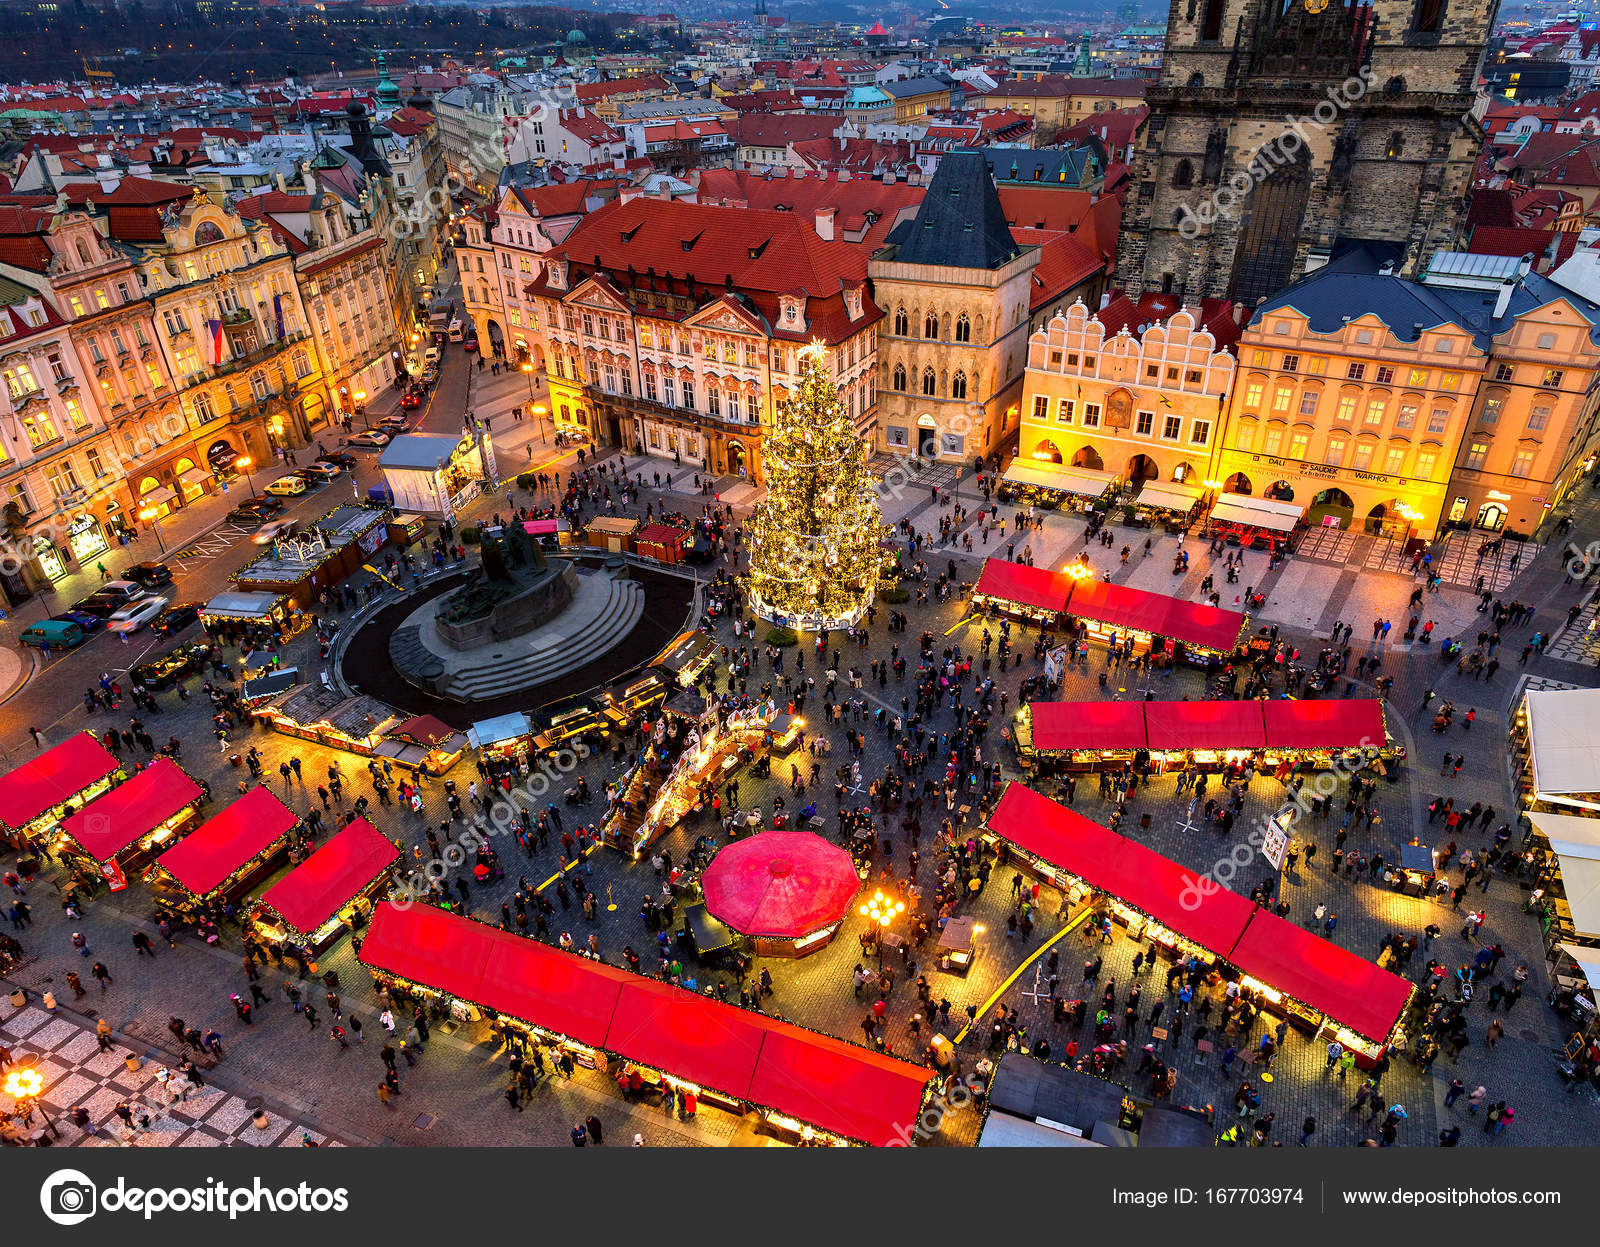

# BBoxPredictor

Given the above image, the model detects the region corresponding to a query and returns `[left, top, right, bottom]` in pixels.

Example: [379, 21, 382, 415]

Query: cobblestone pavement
[4, 377, 1600, 1146]
[0, 1003, 351, 1147]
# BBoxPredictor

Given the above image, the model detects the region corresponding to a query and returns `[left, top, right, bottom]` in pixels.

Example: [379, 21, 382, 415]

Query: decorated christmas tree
[744, 341, 888, 628]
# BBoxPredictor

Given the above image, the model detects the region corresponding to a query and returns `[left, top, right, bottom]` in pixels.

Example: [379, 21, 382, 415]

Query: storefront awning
[141, 486, 177, 506]
[1144, 596, 1248, 653]
[201, 590, 282, 620]
[701, 830, 859, 939]
[1558, 942, 1600, 992]
[259, 818, 398, 936]
[158, 785, 298, 897]
[1523, 689, 1600, 801]
[1526, 810, 1600, 860]
[358, 902, 934, 1144]
[1144, 700, 1266, 751]
[0, 731, 121, 832]
[1227, 911, 1413, 1045]
[1134, 481, 1205, 512]
[1003, 460, 1116, 498]
[1558, 856, 1600, 940]
[974, 558, 1071, 614]
[1260, 699, 1386, 751]
[60, 758, 202, 863]
[178, 466, 212, 488]
[1210, 494, 1302, 532]
[1029, 701, 1147, 752]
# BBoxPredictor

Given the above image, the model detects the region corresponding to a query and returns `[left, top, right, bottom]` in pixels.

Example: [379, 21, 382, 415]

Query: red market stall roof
[1144, 700, 1267, 751]
[0, 731, 120, 831]
[702, 830, 860, 938]
[1064, 580, 1245, 652]
[636, 523, 688, 546]
[988, 783, 1257, 959]
[260, 818, 398, 935]
[989, 785, 1409, 1043]
[157, 785, 298, 897]
[1229, 910, 1412, 1043]
[476, 929, 633, 1050]
[974, 559, 1071, 614]
[1029, 700, 1147, 752]
[522, 519, 562, 536]
[358, 902, 933, 1143]
[60, 758, 202, 863]
[390, 714, 459, 746]
[1261, 699, 1386, 751]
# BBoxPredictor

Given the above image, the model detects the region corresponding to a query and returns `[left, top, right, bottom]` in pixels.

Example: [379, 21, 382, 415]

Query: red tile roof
[1012, 228, 1108, 311]
[694, 169, 924, 251]
[58, 175, 192, 243]
[0, 206, 53, 271]
[573, 75, 670, 104]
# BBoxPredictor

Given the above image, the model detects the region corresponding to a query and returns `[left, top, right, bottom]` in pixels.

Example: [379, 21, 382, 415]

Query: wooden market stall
[56, 757, 205, 884]
[636, 523, 690, 564]
[0, 731, 122, 852]
[376, 715, 467, 775]
[145, 786, 300, 914]
[970, 559, 1072, 624]
[585, 516, 640, 553]
[233, 505, 389, 608]
[251, 817, 401, 955]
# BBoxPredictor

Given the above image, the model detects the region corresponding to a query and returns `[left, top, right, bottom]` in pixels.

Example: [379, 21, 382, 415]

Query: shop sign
[1248, 635, 1273, 653]
[1238, 453, 1414, 491]
[101, 859, 128, 892]
[1261, 819, 1289, 872]
[358, 524, 385, 556]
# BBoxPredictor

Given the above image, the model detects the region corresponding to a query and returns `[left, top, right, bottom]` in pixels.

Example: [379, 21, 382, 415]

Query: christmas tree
[744, 341, 888, 628]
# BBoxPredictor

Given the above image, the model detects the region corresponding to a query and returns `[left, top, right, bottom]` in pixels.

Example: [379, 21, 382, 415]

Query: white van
[423, 345, 442, 367]
[447, 318, 464, 342]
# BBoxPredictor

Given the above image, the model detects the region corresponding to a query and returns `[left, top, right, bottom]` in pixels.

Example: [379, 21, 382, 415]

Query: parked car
[54, 609, 106, 632]
[108, 595, 169, 634]
[94, 581, 149, 607]
[265, 474, 308, 497]
[347, 431, 392, 449]
[21, 619, 89, 650]
[152, 601, 202, 636]
[252, 518, 298, 545]
[462, 337, 479, 353]
[398, 391, 422, 409]
[297, 463, 341, 482]
[423, 345, 441, 366]
[130, 641, 214, 689]
[318, 451, 358, 469]
[122, 561, 173, 589]
[227, 497, 282, 525]
[69, 594, 121, 621]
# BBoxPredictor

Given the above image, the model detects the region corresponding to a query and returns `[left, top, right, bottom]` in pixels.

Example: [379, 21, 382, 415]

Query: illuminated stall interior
[0, 731, 123, 851]
[251, 818, 401, 955]
[57, 757, 204, 872]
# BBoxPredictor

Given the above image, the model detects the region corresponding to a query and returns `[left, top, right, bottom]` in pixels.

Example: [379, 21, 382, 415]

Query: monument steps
[435, 573, 645, 700]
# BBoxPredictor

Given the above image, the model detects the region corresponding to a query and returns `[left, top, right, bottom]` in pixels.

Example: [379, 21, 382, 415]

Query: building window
[1415, 449, 1437, 479]
[921, 368, 936, 396]
[1299, 391, 1319, 416]
[1160, 414, 1179, 440]
[955, 314, 971, 343]
[1234, 423, 1255, 451]
[1375, 366, 1395, 384]
[951, 371, 967, 399]
[644, 372, 657, 402]
[1528, 405, 1551, 431]
[1346, 362, 1366, 380]
[1135, 410, 1154, 436]
[1494, 363, 1514, 382]
[707, 387, 721, 416]
[1480, 396, 1503, 425]
[1407, 368, 1429, 387]
[1396, 403, 1417, 429]
[924, 312, 938, 339]
[1351, 441, 1374, 470]
[1326, 435, 1347, 465]
[1464, 439, 1488, 470]
[1384, 445, 1407, 474]
[1364, 399, 1386, 426]
[682, 382, 695, 411]
[894, 364, 907, 391]
[1190, 420, 1210, 445]
[1033, 395, 1049, 420]
[1290, 430, 1310, 459]
[663, 377, 675, 406]
[1281, 354, 1299, 372]
[1262, 425, 1283, 455]
[1251, 350, 1269, 367]
[1544, 368, 1565, 387]
[1271, 384, 1293, 413]
[1335, 394, 1357, 423]
[1427, 408, 1449, 434]
[893, 308, 908, 335]
[727, 391, 740, 420]
[1244, 381, 1264, 409]
[1057, 400, 1074, 424]
[1082, 403, 1101, 428]
[1511, 447, 1537, 478]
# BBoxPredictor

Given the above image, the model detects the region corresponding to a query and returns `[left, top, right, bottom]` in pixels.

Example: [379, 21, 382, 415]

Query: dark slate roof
[984, 146, 1094, 185]
[886, 148, 1021, 269]
[880, 75, 951, 99]
[1249, 262, 1600, 350]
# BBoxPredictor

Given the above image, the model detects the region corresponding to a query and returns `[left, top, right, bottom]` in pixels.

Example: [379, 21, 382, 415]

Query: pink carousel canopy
[701, 831, 859, 939]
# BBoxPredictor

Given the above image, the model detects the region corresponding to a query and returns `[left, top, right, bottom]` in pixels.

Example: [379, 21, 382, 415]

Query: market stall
[520, 518, 572, 550]
[0, 731, 122, 851]
[585, 516, 640, 554]
[256, 685, 399, 758]
[1129, 480, 1206, 529]
[199, 590, 308, 646]
[653, 630, 718, 688]
[1063, 580, 1247, 663]
[987, 783, 1411, 1062]
[233, 505, 389, 608]
[701, 831, 860, 958]
[379, 434, 491, 519]
[1010, 700, 1148, 772]
[1207, 493, 1304, 551]
[998, 460, 1117, 510]
[56, 757, 204, 883]
[376, 715, 467, 775]
[240, 667, 300, 708]
[636, 523, 690, 564]
[971, 559, 1071, 623]
[251, 818, 400, 954]
[1512, 687, 1600, 814]
[468, 712, 533, 766]
[1397, 842, 1437, 897]
[357, 901, 935, 1145]
[146, 786, 300, 913]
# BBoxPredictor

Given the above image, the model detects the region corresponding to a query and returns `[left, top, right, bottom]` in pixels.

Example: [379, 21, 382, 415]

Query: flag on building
[207, 319, 224, 365]
[273, 294, 285, 341]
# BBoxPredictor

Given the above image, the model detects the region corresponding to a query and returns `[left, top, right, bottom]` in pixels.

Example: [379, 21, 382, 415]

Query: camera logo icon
[41, 1169, 97, 1226]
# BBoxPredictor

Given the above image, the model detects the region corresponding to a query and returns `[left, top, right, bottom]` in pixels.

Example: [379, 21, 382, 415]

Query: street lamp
[138, 505, 167, 554]
[520, 361, 548, 444]
[5, 1064, 58, 1140]
[236, 455, 258, 500]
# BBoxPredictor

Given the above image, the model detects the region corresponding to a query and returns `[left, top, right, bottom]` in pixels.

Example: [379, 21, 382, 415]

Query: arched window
[921, 367, 936, 396]
[1385, 75, 1407, 94]
[1385, 130, 1404, 158]
[1188, 72, 1204, 88]
[1173, 159, 1193, 188]
[954, 314, 971, 343]
[892, 363, 906, 391]
[951, 371, 967, 399]
[292, 349, 311, 379]
[893, 307, 908, 335]
[924, 312, 938, 339]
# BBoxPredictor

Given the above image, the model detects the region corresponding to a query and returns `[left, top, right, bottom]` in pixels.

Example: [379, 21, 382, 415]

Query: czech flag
[207, 319, 224, 365]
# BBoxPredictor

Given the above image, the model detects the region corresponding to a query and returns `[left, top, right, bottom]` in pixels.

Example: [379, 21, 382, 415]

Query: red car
[462, 337, 479, 353]
[399, 391, 422, 409]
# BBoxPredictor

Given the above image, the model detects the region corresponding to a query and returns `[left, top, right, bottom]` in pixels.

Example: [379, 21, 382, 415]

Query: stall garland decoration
[156, 827, 299, 904]
[743, 341, 889, 626]
[256, 852, 399, 941]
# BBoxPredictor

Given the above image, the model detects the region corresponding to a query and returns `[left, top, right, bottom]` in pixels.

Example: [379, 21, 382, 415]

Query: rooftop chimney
[814, 205, 835, 240]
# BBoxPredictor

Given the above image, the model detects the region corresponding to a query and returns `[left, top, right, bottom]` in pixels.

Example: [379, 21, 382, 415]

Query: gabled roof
[886, 148, 1020, 269]
[1011, 228, 1106, 310]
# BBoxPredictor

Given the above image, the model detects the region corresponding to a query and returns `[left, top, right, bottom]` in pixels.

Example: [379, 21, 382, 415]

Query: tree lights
[744, 340, 888, 630]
